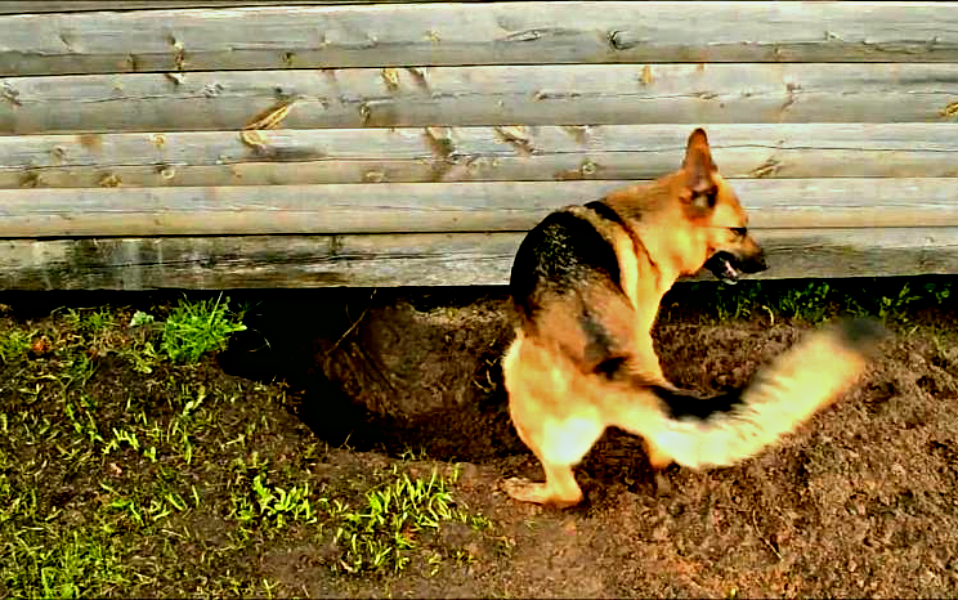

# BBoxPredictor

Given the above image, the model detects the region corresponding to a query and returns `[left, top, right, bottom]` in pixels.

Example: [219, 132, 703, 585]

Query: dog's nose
[743, 250, 768, 273]
[753, 251, 769, 272]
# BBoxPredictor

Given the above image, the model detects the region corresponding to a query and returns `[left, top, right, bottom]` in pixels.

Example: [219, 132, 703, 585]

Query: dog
[500, 128, 886, 507]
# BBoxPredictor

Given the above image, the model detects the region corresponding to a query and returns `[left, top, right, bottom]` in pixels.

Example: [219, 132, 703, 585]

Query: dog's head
[677, 128, 767, 284]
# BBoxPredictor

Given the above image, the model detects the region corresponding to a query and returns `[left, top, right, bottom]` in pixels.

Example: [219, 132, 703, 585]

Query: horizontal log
[3, 124, 958, 187]
[3, 64, 958, 135]
[0, 228, 956, 290]
[11, 0, 950, 9]
[0, 1, 473, 13]
[3, 2, 958, 76]
[0, 179, 955, 237]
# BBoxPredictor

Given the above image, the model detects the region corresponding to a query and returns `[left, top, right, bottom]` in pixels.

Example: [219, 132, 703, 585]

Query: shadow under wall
[215, 287, 527, 462]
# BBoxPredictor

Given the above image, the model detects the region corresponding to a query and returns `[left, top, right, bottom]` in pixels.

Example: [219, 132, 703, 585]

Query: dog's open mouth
[705, 250, 769, 284]
[705, 251, 742, 284]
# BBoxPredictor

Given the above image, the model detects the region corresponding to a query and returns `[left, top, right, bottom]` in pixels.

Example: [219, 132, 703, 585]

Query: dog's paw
[500, 477, 582, 508]
[501, 477, 543, 502]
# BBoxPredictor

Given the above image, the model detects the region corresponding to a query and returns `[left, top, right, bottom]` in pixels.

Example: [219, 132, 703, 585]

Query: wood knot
[608, 30, 638, 51]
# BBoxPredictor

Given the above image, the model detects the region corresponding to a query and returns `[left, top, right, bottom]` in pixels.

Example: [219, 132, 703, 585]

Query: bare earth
[1, 280, 957, 598]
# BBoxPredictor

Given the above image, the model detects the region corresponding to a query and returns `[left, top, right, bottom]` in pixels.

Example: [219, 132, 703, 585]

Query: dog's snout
[742, 249, 768, 274]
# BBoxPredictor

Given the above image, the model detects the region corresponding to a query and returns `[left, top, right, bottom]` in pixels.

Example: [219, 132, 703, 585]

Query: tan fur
[501, 128, 885, 508]
[644, 324, 872, 469]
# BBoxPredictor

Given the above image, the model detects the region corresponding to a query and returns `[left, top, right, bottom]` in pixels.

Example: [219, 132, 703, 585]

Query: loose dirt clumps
[228, 283, 958, 597]
[2, 281, 958, 597]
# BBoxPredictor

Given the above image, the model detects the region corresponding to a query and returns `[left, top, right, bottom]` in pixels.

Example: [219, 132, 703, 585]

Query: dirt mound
[309, 315, 958, 597]
[217, 289, 523, 460]
[4, 284, 958, 597]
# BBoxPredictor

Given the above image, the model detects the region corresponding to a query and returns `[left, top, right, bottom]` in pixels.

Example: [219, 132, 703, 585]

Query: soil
[2, 281, 958, 598]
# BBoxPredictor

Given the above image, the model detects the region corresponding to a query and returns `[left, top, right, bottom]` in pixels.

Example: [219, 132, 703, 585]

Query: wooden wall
[0, 1, 956, 289]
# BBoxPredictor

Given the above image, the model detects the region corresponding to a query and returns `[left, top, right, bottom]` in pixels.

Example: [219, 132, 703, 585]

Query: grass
[3, 527, 132, 599]
[326, 465, 489, 575]
[0, 293, 495, 597]
[664, 277, 954, 327]
[0, 295, 258, 598]
[225, 451, 490, 576]
[0, 328, 32, 364]
[0, 281, 952, 597]
[158, 295, 248, 364]
[228, 451, 319, 538]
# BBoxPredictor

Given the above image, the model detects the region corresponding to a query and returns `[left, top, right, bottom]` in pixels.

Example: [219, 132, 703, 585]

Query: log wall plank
[0, 228, 955, 290]
[3, 64, 958, 135]
[0, 179, 955, 237]
[2, 124, 957, 188]
[3, 2, 958, 76]
[2, 1, 957, 285]
[0, 1, 482, 13]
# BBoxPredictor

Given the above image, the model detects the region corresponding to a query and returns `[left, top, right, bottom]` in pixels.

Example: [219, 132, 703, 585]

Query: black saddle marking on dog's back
[585, 199, 658, 275]
[585, 200, 627, 228]
[510, 209, 622, 318]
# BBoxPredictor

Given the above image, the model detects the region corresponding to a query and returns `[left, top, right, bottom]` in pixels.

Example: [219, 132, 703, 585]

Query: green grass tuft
[160, 295, 247, 364]
[667, 278, 955, 326]
[1, 527, 131, 600]
[0, 328, 33, 364]
[328, 466, 486, 575]
[63, 307, 117, 338]
[231, 474, 318, 534]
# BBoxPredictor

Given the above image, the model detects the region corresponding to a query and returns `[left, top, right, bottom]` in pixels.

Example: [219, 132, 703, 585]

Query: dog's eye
[730, 227, 747, 238]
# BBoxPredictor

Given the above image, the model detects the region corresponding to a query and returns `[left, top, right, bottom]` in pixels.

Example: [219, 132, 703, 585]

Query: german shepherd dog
[501, 128, 887, 507]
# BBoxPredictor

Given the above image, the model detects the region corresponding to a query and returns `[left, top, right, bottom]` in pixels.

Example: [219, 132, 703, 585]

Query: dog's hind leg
[502, 461, 584, 508]
[500, 334, 605, 508]
[502, 409, 604, 508]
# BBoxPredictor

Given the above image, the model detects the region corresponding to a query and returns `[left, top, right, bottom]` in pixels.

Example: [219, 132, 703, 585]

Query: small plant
[160, 295, 247, 364]
[0, 329, 33, 364]
[713, 282, 765, 321]
[876, 283, 922, 322]
[328, 467, 486, 575]
[774, 282, 832, 323]
[925, 281, 952, 304]
[63, 398, 104, 447]
[129, 311, 155, 328]
[64, 308, 116, 337]
[59, 353, 98, 389]
[230, 473, 318, 537]
[102, 427, 141, 455]
[118, 339, 160, 375]
[1, 528, 130, 599]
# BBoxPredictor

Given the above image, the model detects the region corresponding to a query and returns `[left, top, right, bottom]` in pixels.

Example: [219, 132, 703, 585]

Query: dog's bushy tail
[647, 318, 888, 469]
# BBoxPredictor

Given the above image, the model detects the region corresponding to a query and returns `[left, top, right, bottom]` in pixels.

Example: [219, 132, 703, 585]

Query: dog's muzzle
[705, 250, 768, 284]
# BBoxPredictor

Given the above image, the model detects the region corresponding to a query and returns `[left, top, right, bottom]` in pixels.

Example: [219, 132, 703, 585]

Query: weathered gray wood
[5, 0, 956, 10]
[9, 0, 950, 9]
[0, 228, 955, 290]
[3, 64, 958, 135]
[0, 233, 517, 290]
[0, 0, 474, 13]
[0, 179, 955, 238]
[3, 124, 957, 188]
[3, 2, 958, 76]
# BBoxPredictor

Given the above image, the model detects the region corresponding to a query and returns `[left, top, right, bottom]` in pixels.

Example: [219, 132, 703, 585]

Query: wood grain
[0, 178, 955, 237]
[3, 2, 958, 75]
[0, 0, 484, 13]
[3, 64, 958, 135]
[3, 124, 957, 187]
[0, 228, 955, 290]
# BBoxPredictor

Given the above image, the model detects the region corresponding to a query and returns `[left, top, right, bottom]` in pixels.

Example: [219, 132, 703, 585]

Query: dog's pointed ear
[682, 128, 718, 209]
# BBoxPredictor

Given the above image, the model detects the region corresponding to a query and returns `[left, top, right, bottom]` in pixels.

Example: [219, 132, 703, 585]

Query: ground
[1, 277, 957, 598]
